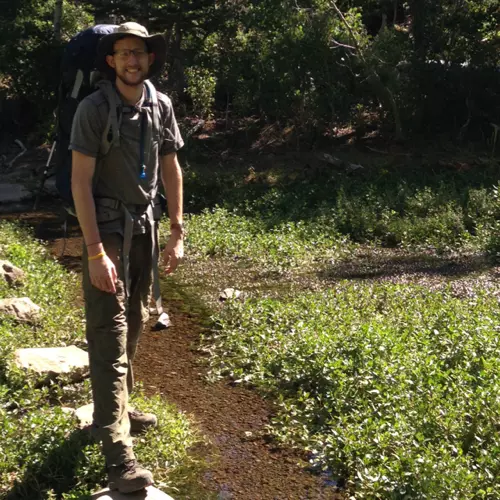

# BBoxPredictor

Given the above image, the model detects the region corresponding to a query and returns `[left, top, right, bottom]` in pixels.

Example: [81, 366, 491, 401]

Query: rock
[152, 312, 171, 331]
[13, 345, 89, 383]
[345, 162, 364, 172]
[0, 297, 41, 322]
[74, 403, 94, 429]
[0, 183, 32, 203]
[0, 260, 25, 287]
[319, 153, 344, 167]
[219, 288, 242, 301]
[91, 486, 175, 499]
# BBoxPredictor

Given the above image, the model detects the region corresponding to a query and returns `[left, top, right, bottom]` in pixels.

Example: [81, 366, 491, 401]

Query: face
[106, 36, 155, 87]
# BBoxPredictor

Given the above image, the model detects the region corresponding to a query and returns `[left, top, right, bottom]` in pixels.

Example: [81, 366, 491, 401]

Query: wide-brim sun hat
[97, 22, 167, 78]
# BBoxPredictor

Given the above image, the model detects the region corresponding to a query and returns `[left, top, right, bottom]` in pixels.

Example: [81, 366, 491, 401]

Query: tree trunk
[53, 0, 63, 42]
[139, 0, 150, 29]
[167, 23, 185, 95]
[329, 0, 404, 140]
[407, 0, 427, 62]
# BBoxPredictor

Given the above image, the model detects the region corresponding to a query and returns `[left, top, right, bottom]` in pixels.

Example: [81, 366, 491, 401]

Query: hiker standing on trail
[70, 22, 184, 493]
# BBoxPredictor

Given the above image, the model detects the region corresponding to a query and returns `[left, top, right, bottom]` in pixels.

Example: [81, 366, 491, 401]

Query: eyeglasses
[113, 49, 149, 59]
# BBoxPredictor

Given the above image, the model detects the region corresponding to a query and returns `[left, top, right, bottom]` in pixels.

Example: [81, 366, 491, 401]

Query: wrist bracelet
[88, 251, 106, 261]
[86, 241, 101, 247]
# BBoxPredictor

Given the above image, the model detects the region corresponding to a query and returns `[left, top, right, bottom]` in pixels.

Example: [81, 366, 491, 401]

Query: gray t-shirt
[70, 84, 184, 207]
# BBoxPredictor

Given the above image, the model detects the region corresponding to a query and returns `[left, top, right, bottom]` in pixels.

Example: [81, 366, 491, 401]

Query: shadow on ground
[320, 251, 498, 282]
[6, 428, 104, 499]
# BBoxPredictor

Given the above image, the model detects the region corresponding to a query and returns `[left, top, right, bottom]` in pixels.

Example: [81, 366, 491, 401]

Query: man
[70, 22, 184, 493]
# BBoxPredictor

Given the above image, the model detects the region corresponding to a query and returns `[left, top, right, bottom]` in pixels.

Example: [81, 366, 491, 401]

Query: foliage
[206, 283, 500, 498]
[169, 207, 352, 271]
[0, 0, 93, 138]
[2, 0, 499, 140]
[0, 221, 84, 373]
[185, 66, 217, 118]
[181, 156, 500, 254]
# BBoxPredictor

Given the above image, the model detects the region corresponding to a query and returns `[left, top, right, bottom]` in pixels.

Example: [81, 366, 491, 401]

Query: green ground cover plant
[182, 155, 500, 255]
[177, 207, 352, 271]
[205, 283, 500, 499]
[0, 221, 204, 499]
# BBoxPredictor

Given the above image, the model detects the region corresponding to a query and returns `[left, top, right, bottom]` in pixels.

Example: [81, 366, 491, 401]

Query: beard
[116, 69, 148, 87]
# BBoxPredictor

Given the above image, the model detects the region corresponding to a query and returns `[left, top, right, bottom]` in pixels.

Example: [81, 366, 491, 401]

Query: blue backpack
[54, 24, 118, 204]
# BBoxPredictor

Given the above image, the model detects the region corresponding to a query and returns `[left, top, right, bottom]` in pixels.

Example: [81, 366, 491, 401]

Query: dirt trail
[7, 208, 338, 500]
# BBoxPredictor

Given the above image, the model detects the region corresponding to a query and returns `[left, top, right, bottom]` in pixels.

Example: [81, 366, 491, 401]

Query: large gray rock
[0, 297, 41, 322]
[0, 260, 25, 287]
[91, 487, 175, 500]
[0, 183, 32, 203]
[13, 345, 89, 382]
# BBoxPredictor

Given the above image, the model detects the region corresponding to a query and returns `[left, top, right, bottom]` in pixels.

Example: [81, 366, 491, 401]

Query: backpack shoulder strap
[97, 80, 122, 155]
[144, 80, 161, 142]
[71, 69, 85, 99]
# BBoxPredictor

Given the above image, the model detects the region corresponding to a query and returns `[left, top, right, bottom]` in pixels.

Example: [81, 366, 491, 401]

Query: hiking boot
[108, 459, 154, 493]
[129, 409, 158, 434]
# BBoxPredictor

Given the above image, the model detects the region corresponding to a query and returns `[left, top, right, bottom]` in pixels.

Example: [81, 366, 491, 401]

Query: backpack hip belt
[95, 196, 163, 316]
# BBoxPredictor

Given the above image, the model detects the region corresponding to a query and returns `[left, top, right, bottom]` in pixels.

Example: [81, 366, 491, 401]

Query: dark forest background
[0, 0, 499, 146]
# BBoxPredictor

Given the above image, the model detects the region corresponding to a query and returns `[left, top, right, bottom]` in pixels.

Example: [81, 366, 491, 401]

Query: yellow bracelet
[88, 251, 106, 261]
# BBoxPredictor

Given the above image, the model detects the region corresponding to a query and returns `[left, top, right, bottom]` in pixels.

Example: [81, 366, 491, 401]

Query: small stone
[0, 297, 41, 322]
[346, 162, 364, 172]
[13, 345, 89, 383]
[0, 260, 25, 287]
[75, 403, 94, 429]
[43, 177, 59, 197]
[219, 288, 242, 301]
[91, 486, 175, 499]
[152, 312, 171, 331]
[320, 153, 343, 167]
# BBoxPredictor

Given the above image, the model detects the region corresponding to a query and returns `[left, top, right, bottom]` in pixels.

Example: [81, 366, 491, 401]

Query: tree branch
[330, 39, 356, 50]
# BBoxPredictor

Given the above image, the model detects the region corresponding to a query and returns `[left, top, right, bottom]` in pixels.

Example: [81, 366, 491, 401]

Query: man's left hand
[162, 234, 184, 274]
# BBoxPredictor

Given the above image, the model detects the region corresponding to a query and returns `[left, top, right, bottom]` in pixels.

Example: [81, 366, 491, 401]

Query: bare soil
[5, 207, 339, 500]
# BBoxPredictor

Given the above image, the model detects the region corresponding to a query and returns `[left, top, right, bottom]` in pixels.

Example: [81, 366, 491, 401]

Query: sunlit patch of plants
[206, 282, 500, 499]
[181, 164, 500, 254]
[163, 207, 352, 271]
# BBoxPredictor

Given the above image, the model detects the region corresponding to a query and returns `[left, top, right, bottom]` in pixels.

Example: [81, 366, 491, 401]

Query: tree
[54, 0, 63, 41]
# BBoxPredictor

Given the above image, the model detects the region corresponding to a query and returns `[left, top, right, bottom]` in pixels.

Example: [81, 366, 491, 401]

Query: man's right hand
[89, 254, 118, 294]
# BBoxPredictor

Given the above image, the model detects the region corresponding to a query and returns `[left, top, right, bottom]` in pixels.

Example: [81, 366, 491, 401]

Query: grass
[0, 221, 207, 499]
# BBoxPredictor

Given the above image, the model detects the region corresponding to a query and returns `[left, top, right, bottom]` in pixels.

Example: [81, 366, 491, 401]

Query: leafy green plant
[169, 207, 351, 272]
[205, 282, 500, 499]
[185, 67, 217, 118]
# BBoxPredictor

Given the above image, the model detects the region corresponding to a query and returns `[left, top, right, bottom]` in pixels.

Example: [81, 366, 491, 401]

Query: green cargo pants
[83, 231, 152, 466]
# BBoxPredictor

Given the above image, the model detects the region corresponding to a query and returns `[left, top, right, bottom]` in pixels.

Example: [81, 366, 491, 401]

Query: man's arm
[72, 150, 117, 293]
[160, 152, 183, 274]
